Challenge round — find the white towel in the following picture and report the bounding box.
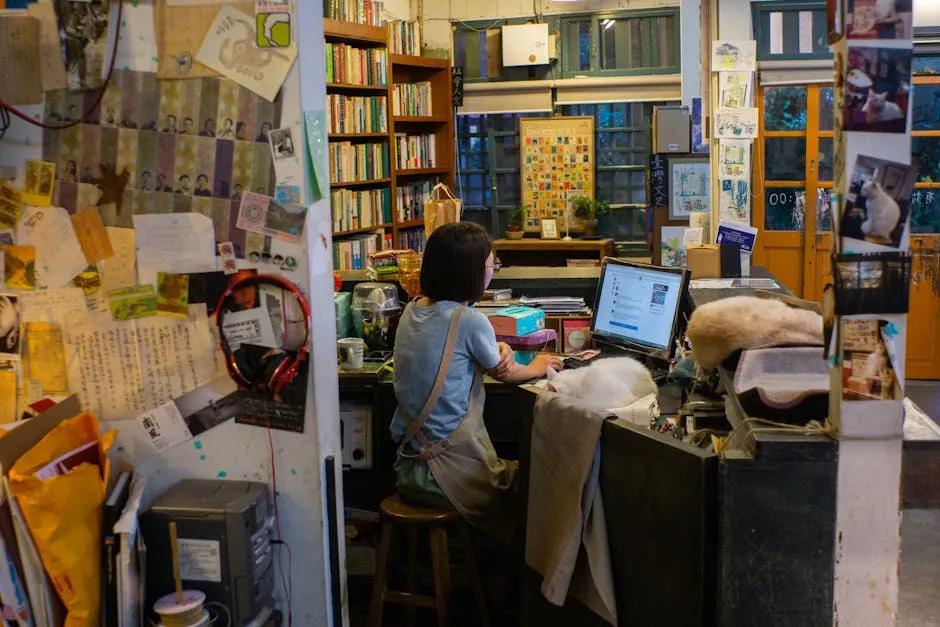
[526,392,617,625]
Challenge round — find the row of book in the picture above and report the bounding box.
[394,133,436,170]
[324,0,385,26]
[392,81,433,117]
[329,141,389,184]
[325,44,388,87]
[395,180,433,222]
[331,187,392,233]
[327,94,388,134]
[398,228,427,252]
[333,232,390,270]
[388,20,422,56]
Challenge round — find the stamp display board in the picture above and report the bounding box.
[520,116,594,232]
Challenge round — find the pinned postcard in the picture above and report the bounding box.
[683,227,704,248]
[718,140,751,180]
[268,126,303,185]
[719,178,751,224]
[22,161,55,207]
[0,183,22,231]
[107,285,158,321]
[137,402,193,453]
[221,307,278,351]
[236,192,305,243]
[3,245,35,290]
[718,72,752,108]
[70,207,115,265]
[218,242,238,275]
[156,273,190,319]
[256,11,291,48]
[712,40,756,72]
[714,108,758,139]
[195,5,297,102]
[17,206,89,289]
[716,221,758,253]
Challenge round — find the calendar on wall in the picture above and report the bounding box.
[519,116,595,232]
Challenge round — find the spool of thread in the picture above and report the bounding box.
[153,590,209,627]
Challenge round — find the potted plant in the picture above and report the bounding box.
[506,205,526,239]
[572,195,605,238]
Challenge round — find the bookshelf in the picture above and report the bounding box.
[325,19,454,266]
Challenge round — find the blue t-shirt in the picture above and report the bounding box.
[390,300,500,446]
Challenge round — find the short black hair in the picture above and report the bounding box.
[420,222,493,303]
[197,174,208,182]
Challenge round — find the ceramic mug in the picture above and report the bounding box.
[338,337,365,369]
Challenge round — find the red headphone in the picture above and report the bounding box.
[214,273,311,398]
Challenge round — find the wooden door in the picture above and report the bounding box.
[753,85,833,301]
[907,236,940,380]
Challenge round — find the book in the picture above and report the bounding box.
[102,471,132,627]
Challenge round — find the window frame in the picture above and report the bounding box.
[750,0,830,63]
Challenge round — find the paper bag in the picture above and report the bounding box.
[424,183,463,238]
[9,412,116,627]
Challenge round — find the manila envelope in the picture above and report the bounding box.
[155,0,254,80]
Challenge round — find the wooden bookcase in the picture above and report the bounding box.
[324,20,454,259]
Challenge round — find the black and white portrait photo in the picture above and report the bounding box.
[0,294,20,356]
[55,0,111,91]
[269,128,295,160]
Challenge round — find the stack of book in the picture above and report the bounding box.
[325,0,385,26]
[331,187,392,232]
[334,232,390,270]
[392,81,432,117]
[387,20,422,55]
[394,133,436,170]
[329,142,389,183]
[325,44,388,86]
[327,94,388,134]
[395,180,433,221]
[398,229,427,252]
[518,295,591,316]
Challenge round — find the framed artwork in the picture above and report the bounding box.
[540,218,559,239]
[562,318,591,353]
[669,157,710,220]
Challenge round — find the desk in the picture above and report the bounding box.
[492,237,614,267]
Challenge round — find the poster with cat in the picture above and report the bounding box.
[841,46,911,134]
[846,0,913,40]
[838,155,917,249]
[840,318,903,401]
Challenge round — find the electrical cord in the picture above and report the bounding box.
[205,601,233,627]
[0,0,123,132]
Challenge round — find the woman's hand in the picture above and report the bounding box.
[529,353,564,377]
[490,342,515,378]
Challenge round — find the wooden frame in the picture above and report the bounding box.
[519,116,595,233]
[540,218,559,239]
[668,155,710,220]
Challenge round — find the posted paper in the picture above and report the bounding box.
[236,192,305,243]
[28,2,69,92]
[714,108,758,139]
[62,304,219,421]
[133,213,217,288]
[718,72,752,109]
[70,207,115,265]
[716,221,759,253]
[137,401,193,452]
[712,40,756,72]
[19,288,88,323]
[221,307,277,351]
[99,227,137,293]
[195,5,297,102]
[718,139,751,180]
[17,205,88,289]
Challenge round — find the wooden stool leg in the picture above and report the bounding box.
[406,526,419,627]
[458,522,491,627]
[368,521,394,627]
[429,525,452,626]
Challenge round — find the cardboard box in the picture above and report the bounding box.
[687,244,721,279]
[487,306,545,337]
[653,106,691,153]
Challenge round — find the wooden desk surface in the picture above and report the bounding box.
[493,237,614,252]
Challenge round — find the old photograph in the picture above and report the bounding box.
[839,155,917,248]
[55,0,111,91]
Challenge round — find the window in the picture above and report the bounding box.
[751,1,830,62]
[456,104,653,236]
[452,9,680,83]
[910,79,940,233]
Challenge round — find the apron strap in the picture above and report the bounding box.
[400,305,466,447]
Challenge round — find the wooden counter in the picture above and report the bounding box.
[492,237,615,267]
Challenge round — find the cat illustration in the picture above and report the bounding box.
[862,89,904,124]
[546,356,657,410]
[859,180,901,241]
[864,341,890,379]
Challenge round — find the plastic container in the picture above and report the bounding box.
[351,282,401,351]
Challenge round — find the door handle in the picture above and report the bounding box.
[810,159,816,174]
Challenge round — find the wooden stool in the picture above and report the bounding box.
[368,494,490,627]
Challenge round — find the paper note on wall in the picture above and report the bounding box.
[17,206,89,289]
[155,0,255,79]
[24,322,68,397]
[19,288,88,323]
[221,307,277,351]
[0,14,43,106]
[62,304,219,421]
[99,227,137,293]
[133,213,217,288]
[71,207,115,265]
[111,0,159,73]
[136,401,193,452]
[0,371,15,424]
[27,2,69,92]
[195,5,297,102]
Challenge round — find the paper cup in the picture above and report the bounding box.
[338,337,365,369]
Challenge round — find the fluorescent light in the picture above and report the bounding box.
[603,19,615,29]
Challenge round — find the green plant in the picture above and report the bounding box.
[571,195,595,220]
[594,199,612,216]
[507,205,525,230]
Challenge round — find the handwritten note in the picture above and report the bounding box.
[71,207,115,265]
[132,213,217,288]
[62,304,219,421]
[0,14,42,106]
[195,5,297,102]
[19,288,89,323]
[17,206,88,289]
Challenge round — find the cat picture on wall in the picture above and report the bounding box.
[840,318,902,401]
[841,46,911,134]
[846,0,913,40]
[838,155,918,249]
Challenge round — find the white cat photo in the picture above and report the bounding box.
[859,179,902,241]
[545,357,657,410]
[839,155,918,249]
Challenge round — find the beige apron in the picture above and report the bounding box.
[397,305,520,545]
